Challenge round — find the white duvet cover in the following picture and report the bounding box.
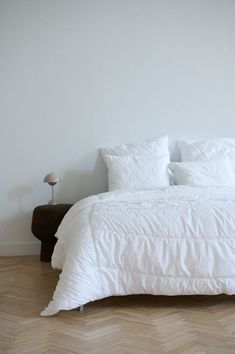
[41,186,235,316]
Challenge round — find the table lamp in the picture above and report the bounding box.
[43,172,60,205]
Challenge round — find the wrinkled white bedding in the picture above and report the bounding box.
[41,186,235,316]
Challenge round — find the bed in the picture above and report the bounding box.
[41,185,235,316]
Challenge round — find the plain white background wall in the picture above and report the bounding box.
[1,0,235,255]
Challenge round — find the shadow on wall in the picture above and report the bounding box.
[169,140,180,162]
[8,186,33,209]
[0,211,34,243]
[0,185,35,244]
[56,150,108,204]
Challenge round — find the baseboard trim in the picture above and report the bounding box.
[0,242,40,256]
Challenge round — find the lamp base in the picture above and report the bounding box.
[48,200,57,205]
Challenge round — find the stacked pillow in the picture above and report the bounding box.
[169,158,235,187]
[101,136,170,191]
[101,136,235,191]
[177,138,235,173]
[169,138,235,187]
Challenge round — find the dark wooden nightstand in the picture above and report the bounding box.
[31,204,73,262]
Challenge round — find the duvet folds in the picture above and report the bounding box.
[41,186,235,316]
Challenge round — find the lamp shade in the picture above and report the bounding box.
[43,172,60,185]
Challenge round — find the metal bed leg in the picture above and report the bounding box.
[76,305,84,312]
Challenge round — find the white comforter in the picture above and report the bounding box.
[41,186,235,316]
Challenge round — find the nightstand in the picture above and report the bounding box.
[31,204,73,262]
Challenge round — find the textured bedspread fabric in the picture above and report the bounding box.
[41,186,235,316]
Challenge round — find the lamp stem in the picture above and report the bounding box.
[51,185,54,204]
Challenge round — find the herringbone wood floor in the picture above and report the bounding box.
[1,257,235,354]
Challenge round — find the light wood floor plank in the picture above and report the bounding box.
[1,256,235,353]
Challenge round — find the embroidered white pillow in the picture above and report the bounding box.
[103,154,170,191]
[169,158,235,187]
[101,135,169,158]
[178,138,235,173]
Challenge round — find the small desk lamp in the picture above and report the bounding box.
[43,172,60,205]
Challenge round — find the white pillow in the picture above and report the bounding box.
[101,135,169,158]
[178,138,235,173]
[169,158,235,187]
[103,154,170,191]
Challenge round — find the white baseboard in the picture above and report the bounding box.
[0,242,40,256]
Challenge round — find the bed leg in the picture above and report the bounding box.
[76,305,84,312]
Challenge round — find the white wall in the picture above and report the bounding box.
[1,0,235,255]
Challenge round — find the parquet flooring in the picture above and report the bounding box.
[1,257,235,354]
